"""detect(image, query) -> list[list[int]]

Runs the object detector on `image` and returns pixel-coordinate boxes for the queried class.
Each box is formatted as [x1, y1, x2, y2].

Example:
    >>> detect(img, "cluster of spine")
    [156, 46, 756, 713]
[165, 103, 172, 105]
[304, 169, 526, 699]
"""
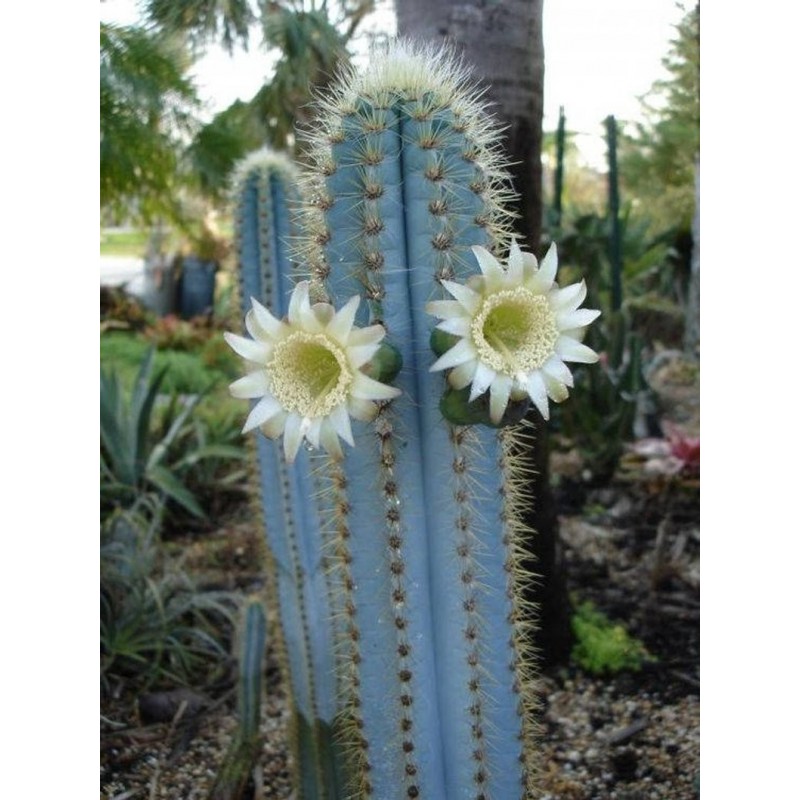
[291, 40, 540, 799]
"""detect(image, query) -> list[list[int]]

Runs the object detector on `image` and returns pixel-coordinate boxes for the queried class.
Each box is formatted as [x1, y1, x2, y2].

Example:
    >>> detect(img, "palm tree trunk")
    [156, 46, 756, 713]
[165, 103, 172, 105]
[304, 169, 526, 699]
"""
[394, 0, 574, 666]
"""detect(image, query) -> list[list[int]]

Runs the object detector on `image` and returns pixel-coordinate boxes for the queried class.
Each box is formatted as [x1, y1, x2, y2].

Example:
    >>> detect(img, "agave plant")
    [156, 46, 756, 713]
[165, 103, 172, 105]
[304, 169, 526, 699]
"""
[100, 348, 243, 519]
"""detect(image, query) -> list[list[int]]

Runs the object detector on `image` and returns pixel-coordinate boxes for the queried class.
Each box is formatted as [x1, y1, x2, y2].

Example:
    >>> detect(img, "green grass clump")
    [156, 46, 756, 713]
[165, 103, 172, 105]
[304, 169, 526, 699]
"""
[571, 601, 653, 675]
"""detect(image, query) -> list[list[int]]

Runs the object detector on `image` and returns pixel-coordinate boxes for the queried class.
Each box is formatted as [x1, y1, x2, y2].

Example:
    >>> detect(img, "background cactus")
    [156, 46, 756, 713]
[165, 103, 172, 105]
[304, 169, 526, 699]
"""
[231, 147, 343, 796]
[210, 597, 268, 800]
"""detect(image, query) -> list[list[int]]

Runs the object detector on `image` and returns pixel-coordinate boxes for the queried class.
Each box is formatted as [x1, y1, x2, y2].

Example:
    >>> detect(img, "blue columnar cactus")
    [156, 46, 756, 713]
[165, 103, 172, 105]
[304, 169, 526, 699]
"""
[228, 41, 603, 799]
[295, 41, 540, 798]
[231, 148, 343, 796]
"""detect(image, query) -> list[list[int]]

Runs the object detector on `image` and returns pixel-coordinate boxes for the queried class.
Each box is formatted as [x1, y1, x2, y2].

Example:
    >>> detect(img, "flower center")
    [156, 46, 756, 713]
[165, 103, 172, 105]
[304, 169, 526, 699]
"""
[471, 287, 559, 375]
[268, 331, 352, 418]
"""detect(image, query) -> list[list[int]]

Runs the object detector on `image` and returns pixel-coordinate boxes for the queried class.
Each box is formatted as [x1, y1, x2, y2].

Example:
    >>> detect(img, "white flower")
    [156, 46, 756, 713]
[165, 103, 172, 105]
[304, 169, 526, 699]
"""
[426, 240, 600, 424]
[225, 281, 401, 463]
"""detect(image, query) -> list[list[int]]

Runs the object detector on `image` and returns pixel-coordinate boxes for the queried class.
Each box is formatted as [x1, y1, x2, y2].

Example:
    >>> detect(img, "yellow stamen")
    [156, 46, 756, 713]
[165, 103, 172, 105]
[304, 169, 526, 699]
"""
[268, 331, 353, 418]
[470, 287, 558, 375]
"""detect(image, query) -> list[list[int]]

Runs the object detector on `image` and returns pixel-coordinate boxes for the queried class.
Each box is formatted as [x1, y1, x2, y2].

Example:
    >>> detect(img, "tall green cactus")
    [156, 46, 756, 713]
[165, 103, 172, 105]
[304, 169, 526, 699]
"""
[295, 41, 540, 798]
[224, 41, 599, 799]
[230, 148, 343, 796]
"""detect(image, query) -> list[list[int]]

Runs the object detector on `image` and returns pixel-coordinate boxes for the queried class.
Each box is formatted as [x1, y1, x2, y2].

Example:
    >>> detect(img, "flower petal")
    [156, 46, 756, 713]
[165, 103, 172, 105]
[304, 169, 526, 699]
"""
[441, 279, 481, 313]
[261, 410, 288, 439]
[430, 338, 477, 372]
[448, 360, 478, 390]
[556, 335, 599, 364]
[542, 373, 570, 403]
[348, 396, 379, 422]
[426, 299, 466, 320]
[250, 297, 283, 339]
[230, 370, 269, 399]
[329, 404, 355, 447]
[319, 420, 344, 460]
[469, 362, 497, 402]
[507, 238, 524, 283]
[556, 308, 601, 330]
[224, 332, 270, 364]
[348, 324, 386, 347]
[352, 372, 402, 401]
[489, 374, 512, 424]
[327, 293, 360, 341]
[287, 281, 312, 326]
[348, 342, 382, 369]
[530, 242, 558, 292]
[524, 371, 550, 420]
[542, 355, 574, 388]
[472, 245, 505, 288]
[304, 417, 323, 448]
[437, 316, 471, 337]
[243, 395, 282, 433]
[282, 413, 304, 463]
[550, 280, 587, 313]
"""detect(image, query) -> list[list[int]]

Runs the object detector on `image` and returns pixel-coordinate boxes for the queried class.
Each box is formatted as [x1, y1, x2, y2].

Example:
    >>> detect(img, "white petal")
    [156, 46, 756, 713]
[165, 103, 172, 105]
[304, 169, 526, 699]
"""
[472, 245, 505, 287]
[507, 238, 524, 283]
[556, 308, 601, 330]
[243, 395, 283, 433]
[287, 281, 312, 326]
[319, 420, 344, 460]
[312, 302, 335, 327]
[329, 404, 355, 447]
[430, 338, 477, 372]
[426, 299, 466, 320]
[261, 410, 288, 439]
[283, 413, 304, 463]
[348, 342, 381, 369]
[489, 375, 512, 424]
[441, 279, 481, 313]
[352, 373, 402, 401]
[437, 316, 471, 337]
[524, 371, 550, 420]
[224, 332, 270, 364]
[530, 243, 557, 292]
[448, 360, 478, 390]
[550, 280, 587, 313]
[348, 396, 379, 422]
[229, 370, 269, 399]
[327, 294, 360, 341]
[542, 373, 570, 403]
[250, 297, 283, 339]
[468, 362, 497, 402]
[348, 324, 386, 346]
[539, 243, 558, 285]
[541, 355, 574, 388]
[556, 335, 599, 364]
[303, 417, 322, 448]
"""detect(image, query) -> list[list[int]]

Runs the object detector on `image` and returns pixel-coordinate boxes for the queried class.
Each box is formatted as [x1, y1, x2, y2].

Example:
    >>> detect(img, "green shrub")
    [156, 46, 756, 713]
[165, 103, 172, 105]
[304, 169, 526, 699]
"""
[571, 601, 653, 675]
